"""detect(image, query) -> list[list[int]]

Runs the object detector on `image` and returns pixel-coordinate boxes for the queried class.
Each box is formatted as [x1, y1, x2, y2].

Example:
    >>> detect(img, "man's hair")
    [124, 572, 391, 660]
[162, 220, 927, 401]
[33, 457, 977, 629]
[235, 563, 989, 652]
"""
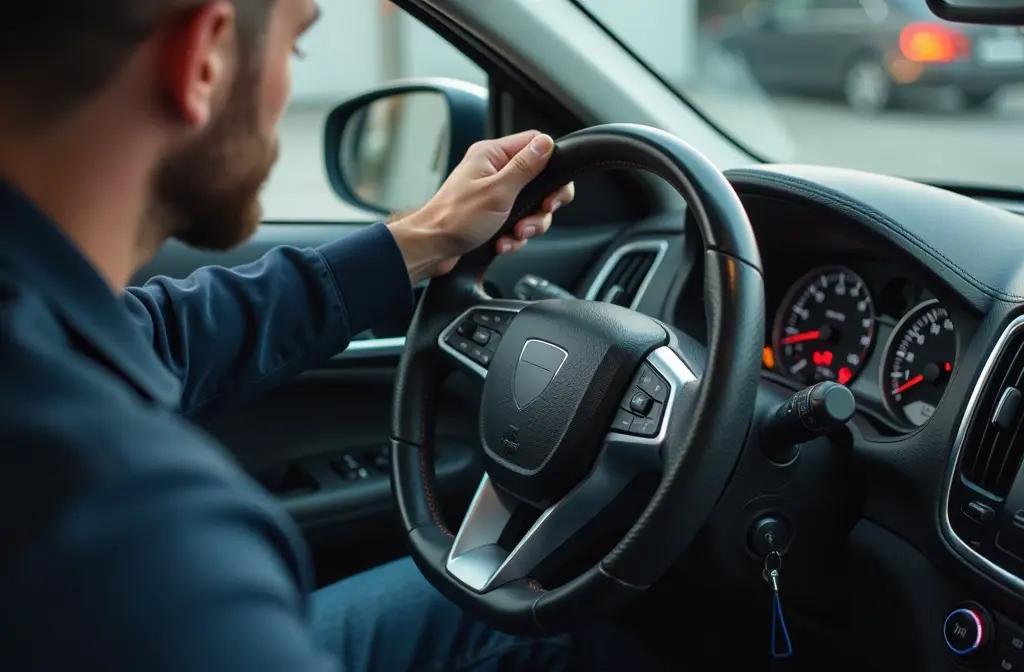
[0, 1, 274, 129]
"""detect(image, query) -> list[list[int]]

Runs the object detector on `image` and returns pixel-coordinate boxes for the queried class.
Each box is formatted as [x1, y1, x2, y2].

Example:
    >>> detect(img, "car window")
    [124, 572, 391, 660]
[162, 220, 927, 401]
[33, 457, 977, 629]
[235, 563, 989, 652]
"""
[774, 0, 813, 19]
[812, 0, 864, 11]
[891, 0, 943, 17]
[263, 0, 486, 221]
[577, 0, 1024, 191]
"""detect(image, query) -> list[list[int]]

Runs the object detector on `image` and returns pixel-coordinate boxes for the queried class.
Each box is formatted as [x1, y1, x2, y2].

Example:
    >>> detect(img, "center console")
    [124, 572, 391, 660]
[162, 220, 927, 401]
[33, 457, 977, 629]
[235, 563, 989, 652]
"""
[941, 602, 1024, 670]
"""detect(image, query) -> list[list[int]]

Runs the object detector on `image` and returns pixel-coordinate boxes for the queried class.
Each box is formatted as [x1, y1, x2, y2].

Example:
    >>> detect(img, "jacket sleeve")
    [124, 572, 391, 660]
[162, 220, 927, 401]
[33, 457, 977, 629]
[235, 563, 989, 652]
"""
[0, 466, 341, 672]
[123, 222, 414, 418]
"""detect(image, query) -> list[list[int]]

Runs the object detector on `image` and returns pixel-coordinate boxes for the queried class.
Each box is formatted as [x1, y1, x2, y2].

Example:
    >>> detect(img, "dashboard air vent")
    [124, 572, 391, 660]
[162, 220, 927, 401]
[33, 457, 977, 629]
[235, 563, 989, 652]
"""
[585, 241, 668, 309]
[960, 326, 1024, 497]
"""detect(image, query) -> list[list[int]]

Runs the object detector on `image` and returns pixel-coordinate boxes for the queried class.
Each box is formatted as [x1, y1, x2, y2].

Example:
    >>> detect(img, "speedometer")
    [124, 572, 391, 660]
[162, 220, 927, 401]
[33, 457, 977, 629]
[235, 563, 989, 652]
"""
[880, 299, 957, 427]
[772, 267, 876, 386]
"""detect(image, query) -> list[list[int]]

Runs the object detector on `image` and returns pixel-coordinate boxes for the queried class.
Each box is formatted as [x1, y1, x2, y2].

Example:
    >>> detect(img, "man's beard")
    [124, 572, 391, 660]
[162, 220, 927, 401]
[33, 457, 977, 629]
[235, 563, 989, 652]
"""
[149, 68, 279, 251]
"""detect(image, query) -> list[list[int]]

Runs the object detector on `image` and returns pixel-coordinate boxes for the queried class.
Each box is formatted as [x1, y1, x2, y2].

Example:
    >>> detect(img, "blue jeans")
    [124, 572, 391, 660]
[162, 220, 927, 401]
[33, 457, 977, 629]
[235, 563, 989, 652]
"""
[309, 557, 667, 671]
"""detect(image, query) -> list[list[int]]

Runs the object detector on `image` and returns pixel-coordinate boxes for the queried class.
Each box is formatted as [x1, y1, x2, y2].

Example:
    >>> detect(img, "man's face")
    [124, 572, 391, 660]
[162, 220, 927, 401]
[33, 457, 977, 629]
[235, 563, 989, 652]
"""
[152, 0, 319, 251]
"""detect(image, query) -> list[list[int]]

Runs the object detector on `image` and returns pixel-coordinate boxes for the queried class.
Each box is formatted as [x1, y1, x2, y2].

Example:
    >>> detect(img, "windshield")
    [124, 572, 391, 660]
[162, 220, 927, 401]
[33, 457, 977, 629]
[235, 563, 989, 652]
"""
[576, 0, 1024, 190]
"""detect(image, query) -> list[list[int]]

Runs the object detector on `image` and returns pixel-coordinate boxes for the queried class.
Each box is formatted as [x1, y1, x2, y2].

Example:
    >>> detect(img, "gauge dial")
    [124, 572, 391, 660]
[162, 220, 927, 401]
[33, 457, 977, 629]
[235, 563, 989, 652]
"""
[881, 299, 956, 427]
[773, 267, 876, 386]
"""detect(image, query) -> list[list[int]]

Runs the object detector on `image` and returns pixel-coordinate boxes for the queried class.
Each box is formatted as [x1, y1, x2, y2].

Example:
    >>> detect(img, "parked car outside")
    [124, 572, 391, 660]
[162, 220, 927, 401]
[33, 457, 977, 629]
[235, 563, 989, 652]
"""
[702, 0, 1024, 112]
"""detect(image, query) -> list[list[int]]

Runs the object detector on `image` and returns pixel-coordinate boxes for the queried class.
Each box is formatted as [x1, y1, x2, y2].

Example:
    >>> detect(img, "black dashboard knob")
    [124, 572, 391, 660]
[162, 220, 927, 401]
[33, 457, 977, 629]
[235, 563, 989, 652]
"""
[944, 606, 989, 657]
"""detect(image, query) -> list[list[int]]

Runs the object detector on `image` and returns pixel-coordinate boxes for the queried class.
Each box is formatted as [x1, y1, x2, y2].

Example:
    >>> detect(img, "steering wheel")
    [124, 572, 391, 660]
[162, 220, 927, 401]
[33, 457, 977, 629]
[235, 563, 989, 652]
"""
[390, 123, 764, 636]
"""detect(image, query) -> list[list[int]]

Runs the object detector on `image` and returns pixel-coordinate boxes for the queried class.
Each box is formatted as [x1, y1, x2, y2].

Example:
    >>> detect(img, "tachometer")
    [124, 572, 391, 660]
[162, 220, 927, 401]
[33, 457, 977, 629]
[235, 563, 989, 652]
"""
[880, 299, 956, 427]
[772, 267, 876, 386]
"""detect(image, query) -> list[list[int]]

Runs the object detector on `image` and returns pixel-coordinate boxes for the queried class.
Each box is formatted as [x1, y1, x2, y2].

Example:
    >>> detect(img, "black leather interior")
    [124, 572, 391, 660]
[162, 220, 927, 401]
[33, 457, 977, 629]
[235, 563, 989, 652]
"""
[672, 165, 1024, 668]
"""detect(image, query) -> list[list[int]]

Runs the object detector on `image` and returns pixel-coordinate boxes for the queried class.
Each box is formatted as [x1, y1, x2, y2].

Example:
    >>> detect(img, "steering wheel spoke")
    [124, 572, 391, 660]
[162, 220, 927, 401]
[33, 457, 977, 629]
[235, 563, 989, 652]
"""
[437, 300, 528, 380]
[446, 444, 650, 594]
[445, 345, 698, 594]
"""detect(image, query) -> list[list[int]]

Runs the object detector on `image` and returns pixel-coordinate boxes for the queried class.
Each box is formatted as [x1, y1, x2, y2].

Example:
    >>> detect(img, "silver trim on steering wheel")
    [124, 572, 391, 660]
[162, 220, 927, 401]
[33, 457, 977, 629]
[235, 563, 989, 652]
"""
[444, 346, 698, 593]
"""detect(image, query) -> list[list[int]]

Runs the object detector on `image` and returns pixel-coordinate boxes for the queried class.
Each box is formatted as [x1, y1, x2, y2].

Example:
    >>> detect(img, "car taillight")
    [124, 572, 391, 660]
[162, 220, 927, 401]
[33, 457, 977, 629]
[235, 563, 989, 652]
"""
[899, 22, 970, 62]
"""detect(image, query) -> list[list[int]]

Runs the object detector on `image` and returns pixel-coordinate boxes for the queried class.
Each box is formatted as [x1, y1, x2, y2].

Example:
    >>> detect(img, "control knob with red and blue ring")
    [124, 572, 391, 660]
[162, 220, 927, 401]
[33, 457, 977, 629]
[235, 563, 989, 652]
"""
[944, 605, 990, 658]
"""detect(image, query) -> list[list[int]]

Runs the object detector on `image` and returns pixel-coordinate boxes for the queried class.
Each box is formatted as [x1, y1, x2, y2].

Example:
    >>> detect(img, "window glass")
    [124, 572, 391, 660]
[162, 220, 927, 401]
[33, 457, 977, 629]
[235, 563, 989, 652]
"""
[264, 0, 486, 221]
[578, 0, 1024, 190]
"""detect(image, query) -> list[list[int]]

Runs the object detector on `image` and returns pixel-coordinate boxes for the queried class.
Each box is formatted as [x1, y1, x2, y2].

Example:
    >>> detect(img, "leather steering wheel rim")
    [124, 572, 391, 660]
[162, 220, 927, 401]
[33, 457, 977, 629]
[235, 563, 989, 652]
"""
[389, 123, 765, 636]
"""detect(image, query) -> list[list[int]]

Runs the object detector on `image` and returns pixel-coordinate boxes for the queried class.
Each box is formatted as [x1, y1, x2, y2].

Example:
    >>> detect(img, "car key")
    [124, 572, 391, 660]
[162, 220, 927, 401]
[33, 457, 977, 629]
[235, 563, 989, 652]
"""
[763, 550, 793, 660]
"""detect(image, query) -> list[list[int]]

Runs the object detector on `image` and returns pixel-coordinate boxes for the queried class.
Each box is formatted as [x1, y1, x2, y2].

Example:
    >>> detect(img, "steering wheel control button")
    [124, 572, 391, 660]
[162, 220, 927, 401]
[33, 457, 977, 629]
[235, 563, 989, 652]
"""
[630, 415, 659, 437]
[628, 391, 653, 415]
[749, 516, 791, 555]
[944, 607, 987, 657]
[611, 365, 672, 437]
[446, 334, 474, 356]
[636, 366, 668, 403]
[472, 310, 512, 332]
[611, 409, 635, 431]
[963, 500, 996, 523]
[611, 409, 635, 432]
[469, 346, 493, 367]
[443, 311, 505, 370]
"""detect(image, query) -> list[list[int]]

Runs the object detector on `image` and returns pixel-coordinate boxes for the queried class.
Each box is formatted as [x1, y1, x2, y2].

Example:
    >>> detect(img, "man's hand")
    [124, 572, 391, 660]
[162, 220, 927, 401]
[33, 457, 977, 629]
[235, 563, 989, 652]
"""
[388, 130, 575, 283]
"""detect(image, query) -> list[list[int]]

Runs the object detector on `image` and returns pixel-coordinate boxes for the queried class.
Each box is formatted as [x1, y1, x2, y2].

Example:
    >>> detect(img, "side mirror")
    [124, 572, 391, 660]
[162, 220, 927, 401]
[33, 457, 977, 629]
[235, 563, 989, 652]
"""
[926, 0, 1024, 25]
[323, 79, 487, 214]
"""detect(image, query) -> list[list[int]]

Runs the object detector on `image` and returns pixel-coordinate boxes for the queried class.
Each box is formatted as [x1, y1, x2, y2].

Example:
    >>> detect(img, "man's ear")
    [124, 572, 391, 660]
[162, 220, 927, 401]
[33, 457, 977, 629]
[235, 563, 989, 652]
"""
[159, 1, 237, 128]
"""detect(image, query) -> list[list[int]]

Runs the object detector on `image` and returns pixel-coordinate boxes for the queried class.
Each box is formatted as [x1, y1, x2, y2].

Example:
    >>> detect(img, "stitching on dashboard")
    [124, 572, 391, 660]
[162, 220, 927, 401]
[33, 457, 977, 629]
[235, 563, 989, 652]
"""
[728, 169, 1024, 303]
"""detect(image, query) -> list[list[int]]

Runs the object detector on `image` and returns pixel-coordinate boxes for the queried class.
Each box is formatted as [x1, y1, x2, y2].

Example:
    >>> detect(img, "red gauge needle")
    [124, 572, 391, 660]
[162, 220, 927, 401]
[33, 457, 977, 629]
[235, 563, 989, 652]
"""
[893, 374, 925, 395]
[781, 330, 821, 345]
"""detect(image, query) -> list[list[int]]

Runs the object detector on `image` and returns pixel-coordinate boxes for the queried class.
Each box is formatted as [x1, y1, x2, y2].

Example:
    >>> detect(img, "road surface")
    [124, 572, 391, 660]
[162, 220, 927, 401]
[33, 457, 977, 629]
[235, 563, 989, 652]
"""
[262, 91, 1024, 222]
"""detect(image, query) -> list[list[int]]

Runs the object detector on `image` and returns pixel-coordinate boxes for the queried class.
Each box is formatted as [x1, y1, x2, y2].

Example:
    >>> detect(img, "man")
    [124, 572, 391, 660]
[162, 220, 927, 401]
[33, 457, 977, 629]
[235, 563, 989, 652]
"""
[0, 0, 666, 670]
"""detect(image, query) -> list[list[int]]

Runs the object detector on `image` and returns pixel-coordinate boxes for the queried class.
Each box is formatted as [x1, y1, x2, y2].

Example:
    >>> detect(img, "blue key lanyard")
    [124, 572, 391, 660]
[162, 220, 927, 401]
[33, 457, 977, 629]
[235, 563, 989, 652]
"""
[764, 550, 793, 660]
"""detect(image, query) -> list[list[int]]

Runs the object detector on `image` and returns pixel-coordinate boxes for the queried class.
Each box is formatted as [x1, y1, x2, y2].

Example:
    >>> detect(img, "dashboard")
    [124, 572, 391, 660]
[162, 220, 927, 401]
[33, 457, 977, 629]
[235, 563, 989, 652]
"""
[762, 246, 963, 434]
[588, 163, 1024, 671]
[671, 189, 981, 438]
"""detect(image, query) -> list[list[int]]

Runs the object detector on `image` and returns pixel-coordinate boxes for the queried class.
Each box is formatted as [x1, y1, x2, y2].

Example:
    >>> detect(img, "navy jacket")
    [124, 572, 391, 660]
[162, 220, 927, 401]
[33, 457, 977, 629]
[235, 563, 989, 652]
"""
[0, 183, 414, 670]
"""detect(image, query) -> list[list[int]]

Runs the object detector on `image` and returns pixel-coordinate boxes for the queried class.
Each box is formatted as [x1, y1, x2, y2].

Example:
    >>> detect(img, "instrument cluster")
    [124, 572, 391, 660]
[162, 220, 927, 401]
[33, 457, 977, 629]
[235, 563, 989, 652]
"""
[765, 263, 958, 431]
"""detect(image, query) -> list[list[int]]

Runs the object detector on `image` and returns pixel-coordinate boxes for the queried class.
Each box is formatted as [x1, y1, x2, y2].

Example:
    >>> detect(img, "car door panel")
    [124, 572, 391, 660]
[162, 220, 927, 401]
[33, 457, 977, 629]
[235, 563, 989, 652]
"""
[134, 218, 622, 551]
[133, 222, 620, 302]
